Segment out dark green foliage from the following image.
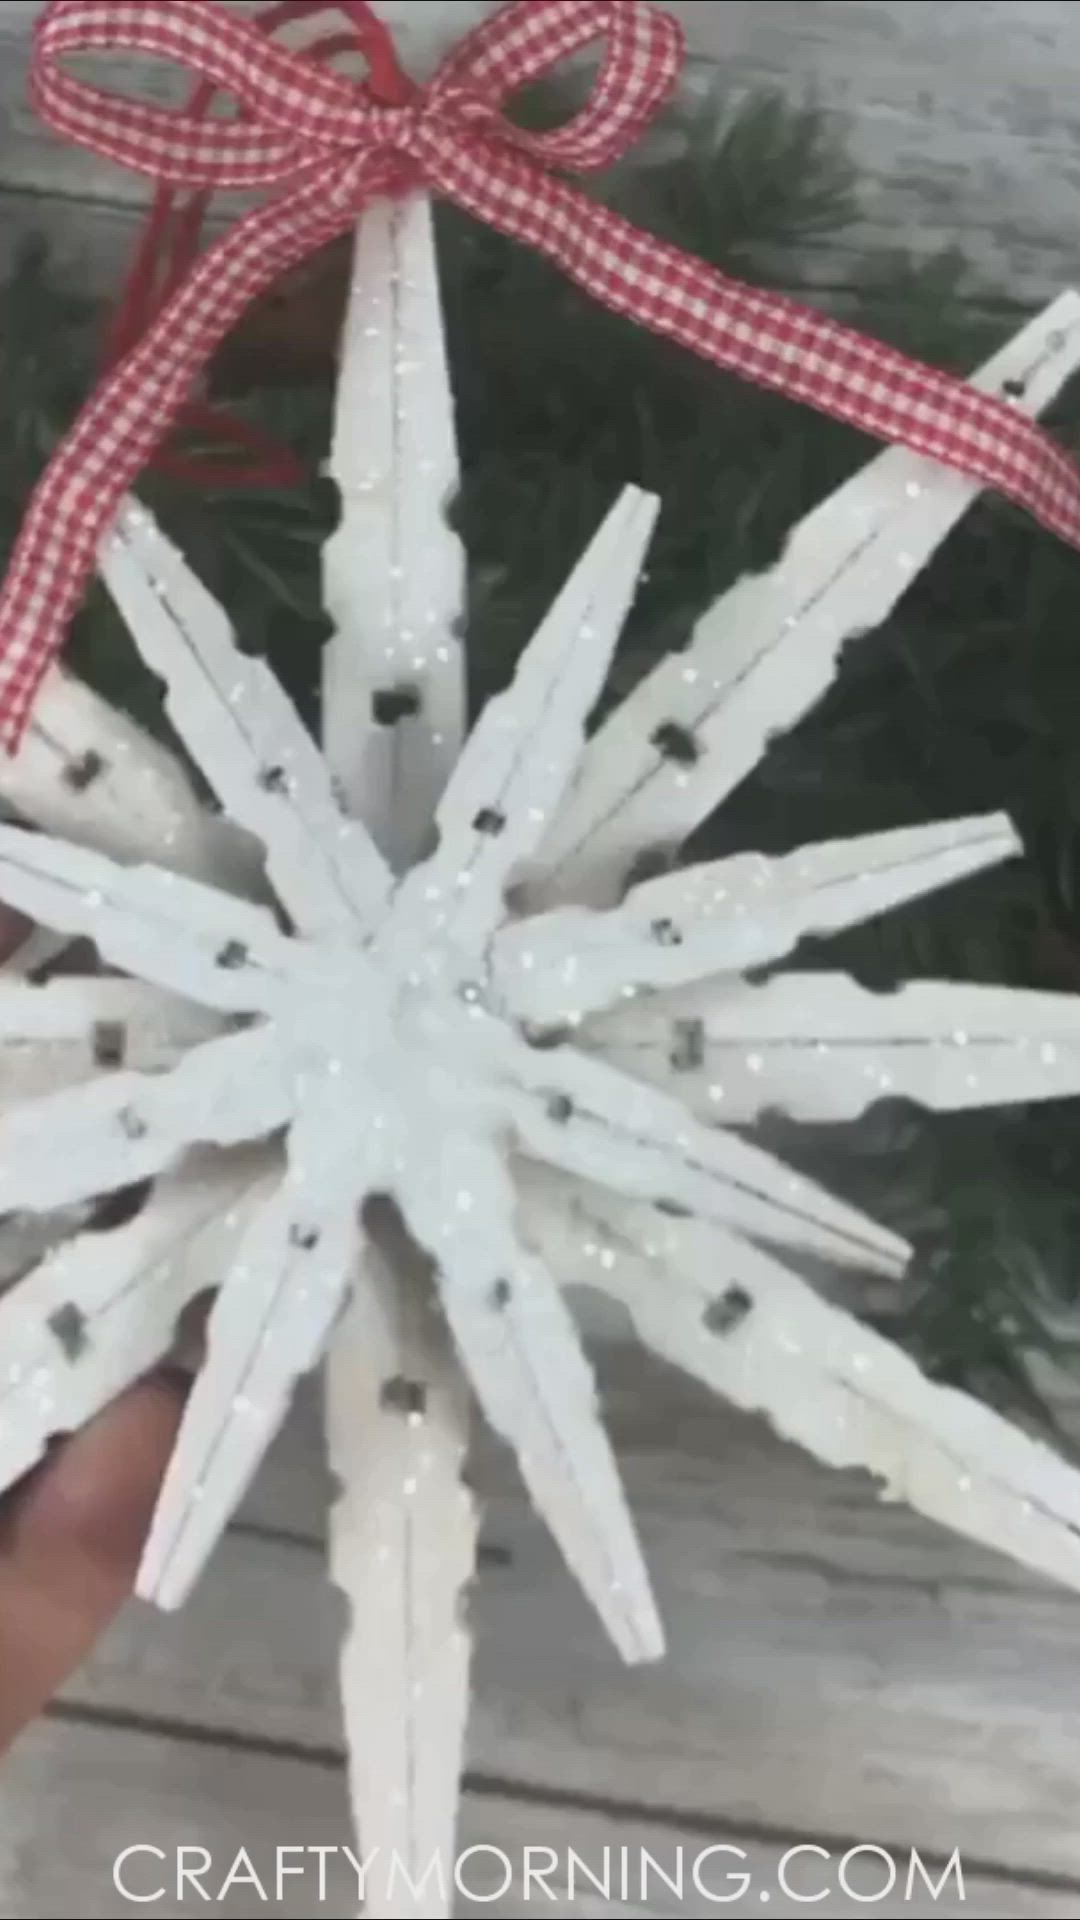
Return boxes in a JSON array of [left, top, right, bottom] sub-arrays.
[[4, 84, 1080, 1427]]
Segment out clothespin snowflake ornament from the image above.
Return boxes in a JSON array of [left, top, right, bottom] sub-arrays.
[[8, 86, 1080, 1920]]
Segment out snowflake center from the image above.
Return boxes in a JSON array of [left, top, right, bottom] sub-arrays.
[[280, 936, 499, 1095]]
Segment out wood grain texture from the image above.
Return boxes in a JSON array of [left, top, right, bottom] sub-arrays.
[[4, 1718, 1077, 1917], [38, 1346, 1080, 1890], [1, 1, 1080, 302], [691, 1, 1080, 299]]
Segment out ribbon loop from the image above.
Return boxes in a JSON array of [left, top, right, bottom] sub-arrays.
[[432, 0, 682, 172], [32, 0, 390, 188]]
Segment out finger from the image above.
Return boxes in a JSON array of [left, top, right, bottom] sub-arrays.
[[0, 1369, 187, 1753], [0, 901, 30, 964]]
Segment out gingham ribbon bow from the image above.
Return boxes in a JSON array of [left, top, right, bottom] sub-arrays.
[[1, 0, 1079, 747]]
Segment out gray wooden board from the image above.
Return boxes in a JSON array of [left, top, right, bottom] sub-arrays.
[[33, 1345, 1080, 1889], [4, 2, 1080, 301], [3, 1719, 1077, 1917]]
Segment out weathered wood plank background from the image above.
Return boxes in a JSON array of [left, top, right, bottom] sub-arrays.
[[2, 0, 1080, 299], [13, 1360, 1080, 1917], [4, 3, 1080, 1916]]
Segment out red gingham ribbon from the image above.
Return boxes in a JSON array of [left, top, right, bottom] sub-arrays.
[[2, 0, 1079, 748]]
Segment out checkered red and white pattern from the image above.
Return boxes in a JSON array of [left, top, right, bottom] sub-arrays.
[[0, 0, 1078, 747]]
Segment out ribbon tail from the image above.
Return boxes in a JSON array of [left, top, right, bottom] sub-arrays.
[[425, 134, 1080, 555], [0, 166, 378, 751]]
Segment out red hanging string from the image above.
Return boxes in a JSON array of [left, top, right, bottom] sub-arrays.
[[102, 0, 412, 490]]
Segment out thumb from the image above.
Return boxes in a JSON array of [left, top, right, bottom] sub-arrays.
[[0, 1371, 187, 1754]]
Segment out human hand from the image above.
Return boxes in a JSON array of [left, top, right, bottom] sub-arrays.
[[0, 904, 188, 1755], [0, 1372, 187, 1754]]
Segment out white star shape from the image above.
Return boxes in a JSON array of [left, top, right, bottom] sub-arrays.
[[3, 200, 1080, 1915], [0, 478, 907, 1634]]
